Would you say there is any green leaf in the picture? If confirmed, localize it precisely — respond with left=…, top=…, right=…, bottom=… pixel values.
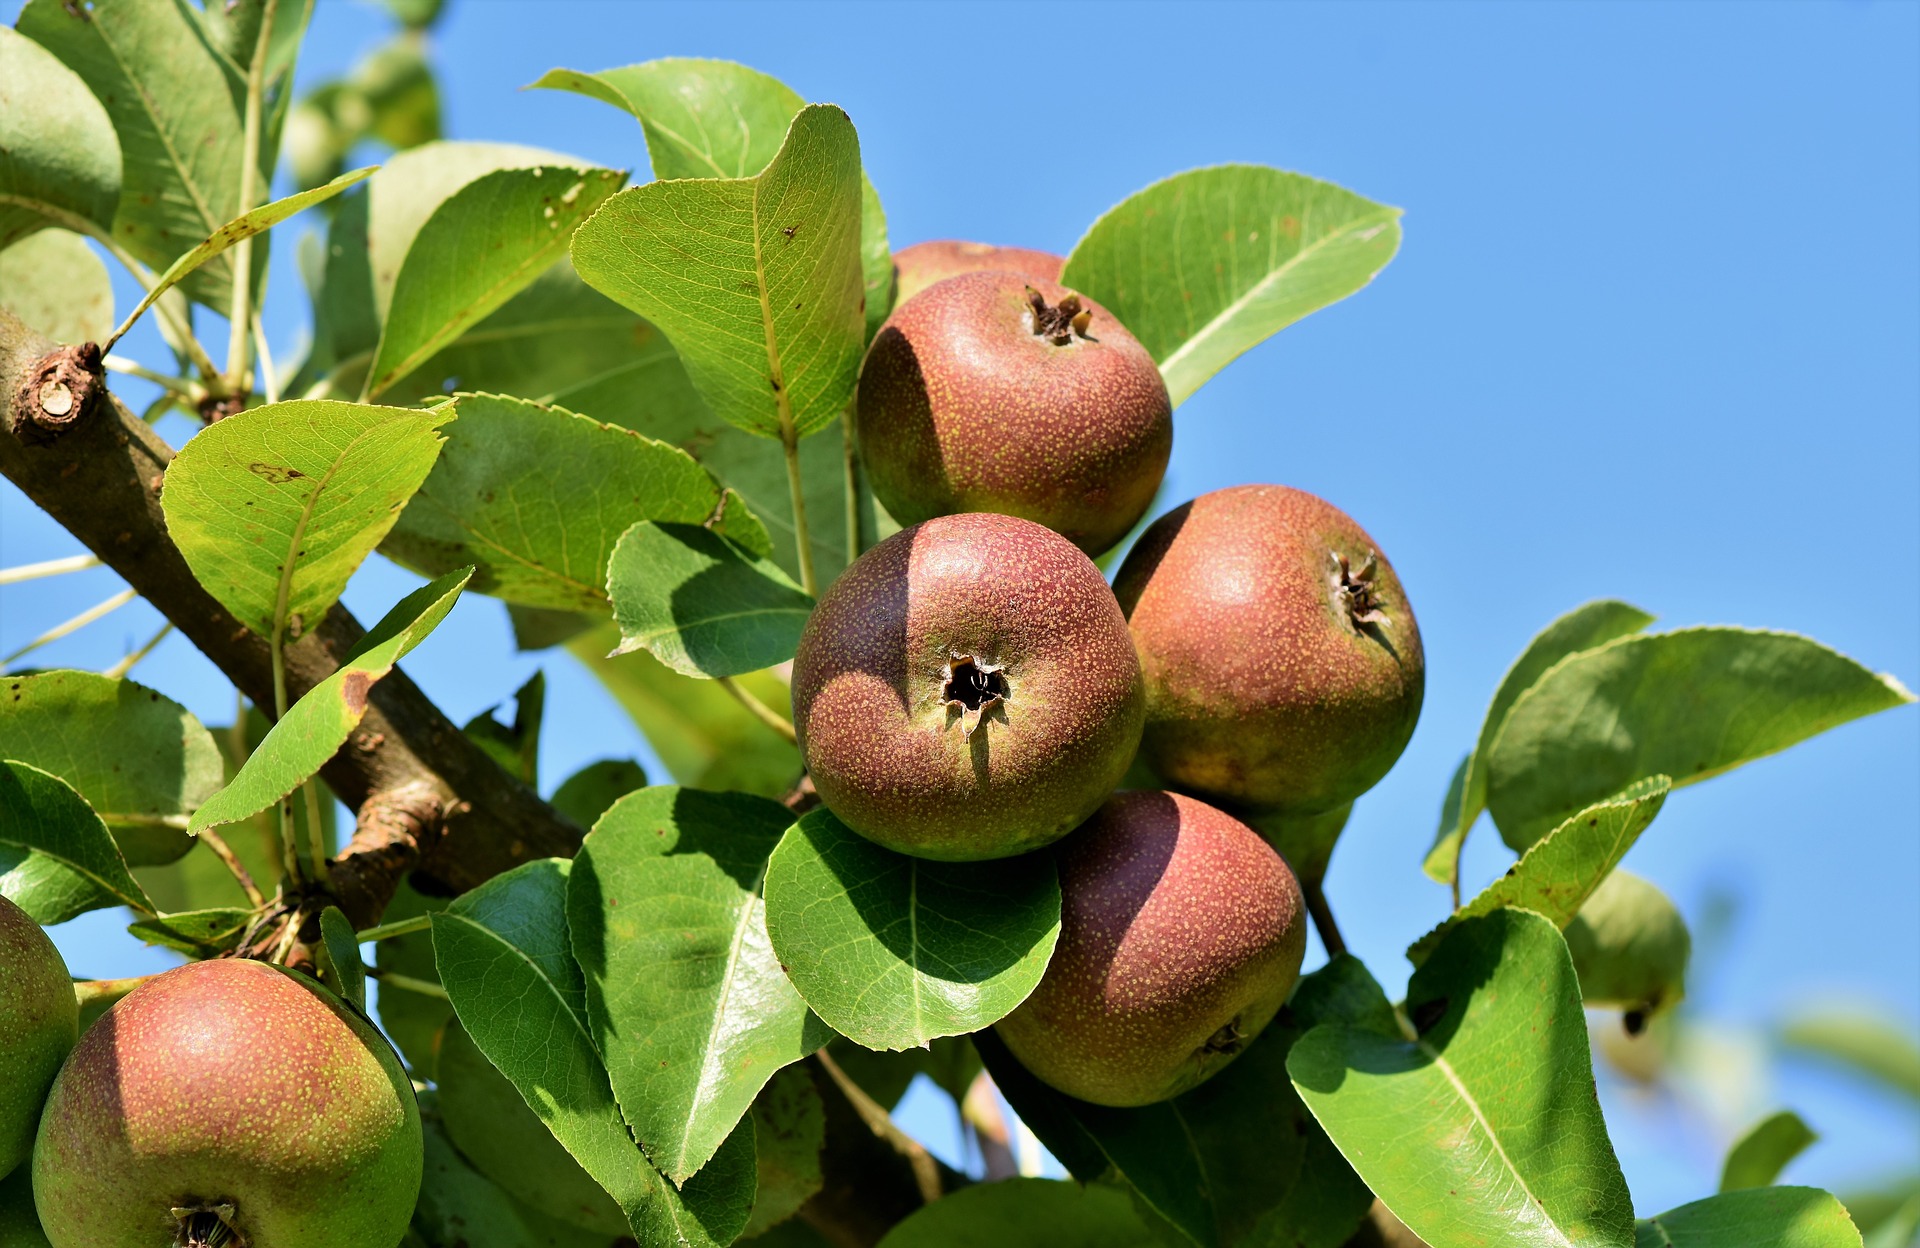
left=1409, top=777, right=1671, bottom=964
left=1486, top=629, right=1916, bottom=852
left=432, top=859, right=757, bottom=1248
left=372, top=877, right=450, bottom=1078
left=1779, top=1011, right=1920, bottom=1101
left=742, top=1064, right=825, bottom=1239
left=978, top=955, right=1381, bottom=1248
left=606, top=522, right=813, bottom=678
left=566, top=625, right=799, bottom=798
left=0, top=25, right=119, bottom=246
left=1423, top=601, right=1657, bottom=884
left=1565, top=869, right=1691, bottom=1014
left=763, top=807, right=1060, bottom=1051
left=0, top=759, right=154, bottom=924
left=1722, top=1111, right=1818, bottom=1193
left=570, top=786, right=831, bottom=1182
left=316, top=904, right=367, bottom=1013
left=0, top=230, right=113, bottom=344
left=571, top=104, right=866, bottom=441
left=550, top=759, right=648, bottom=829
left=188, top=570, right=470, bottom=833
left=366, top=165, right=627, bottom=399
left=382, top=392, right=748, bottom=611
left=1290, top=909, right=1634, bottom=1248
left=16, top=0, right=247, bottom=309
left=877, top=1178, right=1158, bottom=1248
left=0, top=670, right=220, bottom=865
left=126, top=906, right=251, bottom=957
left=1060, top=165, right=1401, bottom=408
left=162, top=398, right=454, bottom=638
left=1635, top=1187, right=1863, bottom=1248
left=463, top=670, right=545, bottom=786
left=437, top=1018, right=629, bottom=1236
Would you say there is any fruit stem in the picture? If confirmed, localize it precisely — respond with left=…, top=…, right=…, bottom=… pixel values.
left=74, top=974, right=155, bottom=1011
left=1302, top=877, right=1348, bottom=959
left=842, top=409, right=863, bottom=562
left=198, top=826, right=267, bottom=908
left=781, top=426, right=819, bottom=597
left=718, top=676, right=798, bottom=745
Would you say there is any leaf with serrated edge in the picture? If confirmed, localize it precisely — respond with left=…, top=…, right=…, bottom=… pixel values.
left=1409, top=776, right=1670, bottom=965
left=1424, top=601, right=1656, bottom=885
left=0, top=26, right=119, bottom=247
left=431, top=858, right=756, bottom=1248
left=1291, top=909, right=1635, bottom=1248
left=189, top=570, right=469, bottom=833
left=571, top=104, right=865, bottom=442
left=571, top=787, right=830, bottom=1183
left=764, top=807, right=1059, bottom=1051
left=162, top=399, right=454, bottom=640
left=0, top=231, right=113, bottom=343
left=1060, top=165, right=1401, bottom=408
left=1635, top=1187, right=1863, bottom=1248
left=1486, top=628, right=1916, bottom=852
left=607, top=522, right=813, bottom=678
left=1722, top=1111, right=1819, bottom=1193
left=0, top=760, right=154, bottom=924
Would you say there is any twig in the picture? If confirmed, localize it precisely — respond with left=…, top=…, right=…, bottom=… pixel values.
left=196, top=826, right=266, bottom=908
left=356, top=914, right=431, bottom=943
left=101, top=622, right=172, bottom=679
left=782, top=427, right=819, bottom=597
left=74, top=975, right=155, bottom=1011
left=103, top=355, right=202, bottom=397
left=366, top=965, right=449, bottom=999
left=717, top=675, right=799, bottom=744
left=814, top=1049, right=943, bottom=1205
left=1302, top=877, right=1348, bottom=959
left=0, top=552, right=100, bottom=585
left=2, top=586, right=138, bottom=668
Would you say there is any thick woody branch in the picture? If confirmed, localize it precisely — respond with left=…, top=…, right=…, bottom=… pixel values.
left=0, top=312, right=581, bottom=924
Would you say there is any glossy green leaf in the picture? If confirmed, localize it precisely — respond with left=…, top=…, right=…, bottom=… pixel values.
left=0, top=230, right=113, bottom=344
left=566, top=626, right=799, bottom=798
left=877, top=1178, right=1158, bottom=1248
left=366, top=164, right=626, bottom=398
left=463, top=670, right=545, bottom=786
left=978, top=955, right=1382, bottom=1248
left=431, top=859, right=757, bottom=1248
left=0, top=760, right=153, bottom=924
left=383, top=393, right=749, bottom=611
left=126, top=906, right=251, bottom=957
left=1487, top=629, right=1916, bottom=851
left=1290, top=909, right=1634, bottom=1248
left=1424, top=601, right=1657, bottom=884
left=550, top=759, right=648, bottom=829
left=742, top=1064, right=825, bottom=1239
left=1565, top=869, right=1691, bottom=1014
left=16, top=0, right=247, bottom=308
left=1722, top=1111, right=1818, bottom=1193
left=764, top=807, right=1060, bottom=1051
left=0, top=670, right=220, bottom=865
left=1635, top=1187, right=1863, bottom=1248
left=414, top=1095, right=636, bottom=1248
left=1779, top=1011, right=1920, bottom=1101
left=373, top=877, right=451, bottom=1078
left=606, top=522, right=813, bottom=678
left=189, top=570, right=469, bottom=833
left=571, top=786, right=830, bottom=1182
left=1060, top=165, right=1401, bottom=407
left=1410, top=776, right=1671, bottom=964
left=0, top=24, right=119, bottom=247
left=437, top=1019, right=629, bottom=1236
left=316, top=904, right=367, bottom=1013
left=163, top=398, right=453, bottom=637
left=571, top=104, right=865, bottom=442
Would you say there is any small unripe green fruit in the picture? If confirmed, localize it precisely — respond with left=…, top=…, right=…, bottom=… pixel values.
left=1114, top=484, right=1424, bottom=814
left=793, top=513, right=1145, bottom=861
left=891, top=239, right=1064, bottom=305
left=856, top=271, right=1173, bottom=557
left=32, top=958, right=421, bottom=1248
left=996, top=791, right=1307, bottom=1106
left=0, top=895, right=76, bottom=1181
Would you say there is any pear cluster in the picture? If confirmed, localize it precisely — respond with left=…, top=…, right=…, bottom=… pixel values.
left=793, top=243, right=1426, bottom=1107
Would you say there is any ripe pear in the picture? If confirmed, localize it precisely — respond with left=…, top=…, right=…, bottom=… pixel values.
left=0, top=896, right=76, bottom=1180
left=892, top=239, right=1064, bottom=305
left=33, top=958, right=420, bottom=1248
left=996, top=791, right=1307, bottom=1106
left=793, top=513, right=1144, bottom=861
left=1114, top=485, right=1424, bottom=814
left=856, top=271, right=1173, bottom=557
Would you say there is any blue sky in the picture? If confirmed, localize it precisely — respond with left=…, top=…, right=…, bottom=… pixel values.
left=4, top=0, right=1916, bottom=1219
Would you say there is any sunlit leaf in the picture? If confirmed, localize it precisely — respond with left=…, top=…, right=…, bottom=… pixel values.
left=606, top=522, right=813, bottom=678
left=1721, top=1111, right=1818, bottom=1193
left=1635, top=1187, right=1863, bottom=1248
left=0, top=760, right=153, bottom=924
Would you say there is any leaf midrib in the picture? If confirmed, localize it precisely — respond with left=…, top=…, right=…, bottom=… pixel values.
left=269, top=419, right=396, bottom=639
left=623, top=604, right=811, bottom=650
left=670, top=861, right=770, bottom=1177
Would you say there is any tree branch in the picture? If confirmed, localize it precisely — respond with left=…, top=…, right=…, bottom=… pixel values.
left=0, top=311, right=581, bottom=924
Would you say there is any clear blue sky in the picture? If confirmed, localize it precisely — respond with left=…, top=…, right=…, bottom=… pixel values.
left=5, top=0, right=1916, bottom=1218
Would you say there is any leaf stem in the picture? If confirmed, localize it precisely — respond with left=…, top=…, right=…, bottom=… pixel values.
left=781, top=426, right=819, bottom=597
left=1302, top=877, right=1348, bottom=959
left=301, top=781, right=331, bottom=887
left=356, top=914, right=431, bottom=943
left=366, top=966, right=450, bottom=999
left=252, top=313, right=282, bottom=404
left=223, top=0, right=280, bottom=397
left=102, top=622, right=172, bottom=679
left=103, top=354, right=202, bottom=397
left=2, top=586, right=138, bottom=669
left=717, top=675, right=798, bottom=745
left=842, top=408, right=862, bottom=564
left=0, top=552, right=101, bottom=585
left=74, top=975, right=155, bottom=1011
left=196, top=826, right=266, bottom=909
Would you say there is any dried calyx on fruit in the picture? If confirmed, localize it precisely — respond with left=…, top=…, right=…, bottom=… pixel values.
left=1331, top=550, right=1391, bottom=630
left=941, top=653, right=1008, bottom=737
left=1025, top=286, right=1093, bottom=344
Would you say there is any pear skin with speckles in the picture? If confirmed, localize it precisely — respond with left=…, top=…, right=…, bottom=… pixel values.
left=792, top=513, right=1144, bottom=861
left=891, top=239, right=1065, bottom=305
left=1114, top=485, right=1424, bottom=814
left=32, top=958, right=421, bottom=1248
left=0, top=895, right=75, bottom=1180
left=856, top=271, right=1173, bottom=557
left=995, top=791, right=1306, bottom=1106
